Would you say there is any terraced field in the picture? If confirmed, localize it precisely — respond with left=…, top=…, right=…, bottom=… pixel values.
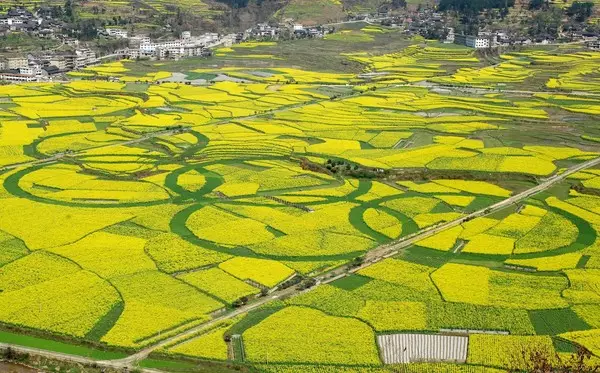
left=2, top=40, right=600, bottom=372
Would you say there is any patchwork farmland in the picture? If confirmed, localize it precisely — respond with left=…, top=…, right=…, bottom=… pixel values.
left=2, top=37, right=600, bottom=372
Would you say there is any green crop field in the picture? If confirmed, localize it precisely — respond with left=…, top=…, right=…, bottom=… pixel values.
left=2, top=37, right=600, bottom=372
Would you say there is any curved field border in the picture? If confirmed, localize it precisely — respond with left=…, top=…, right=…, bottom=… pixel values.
left=407, top=201, right=598, bottom=265
left=165, top=165, right=224, bottom=202
left=169, top=203, right=367, bottom=262
left=3, top=165, right=170, bottom=208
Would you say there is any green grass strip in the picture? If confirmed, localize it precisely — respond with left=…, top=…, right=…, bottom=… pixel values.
left=0, top=330, right=127, bottom=360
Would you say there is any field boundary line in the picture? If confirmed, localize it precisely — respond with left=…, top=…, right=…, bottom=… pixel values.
left=3, top=159, right=599, bottom=370
left=108, top=155, right=600, bottom=366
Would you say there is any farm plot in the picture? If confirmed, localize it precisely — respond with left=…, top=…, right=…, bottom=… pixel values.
left=378, top=333, right=468, bottom=364
left=242, top=306, right=380, bottom=365
left=431, top=263, right=569, bottom=309
left=411, top=199, right=584, bottom=258
left=348, top=43, right=480, bottom=83
left=432, top=61, right=537, bottom=89
left=467, top=335, right=557, bottom=370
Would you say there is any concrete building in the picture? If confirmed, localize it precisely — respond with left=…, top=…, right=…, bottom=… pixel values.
left=0, top=71, right=38, bottom=82
left=444, top=27, right=455, bottom=43
left=137, top=33, right=221, bottom=59
left=6, top=56, right=28, bottom=69
left=140, top=40, right=182, bottom=57
left=74, top=49, right=98, bottom=68
left=49, top=56, right=67, bottom=70
left=106, top=28, right=128, bottom=38
left=64, top=38, right=79, bottom=48
left=181, top=45, right=208, bottom=57
left=455, top=34, right=490, bottom=49
left=587, top=40, right=600, bottom=51
left=0, top=64, right=47, bottom=82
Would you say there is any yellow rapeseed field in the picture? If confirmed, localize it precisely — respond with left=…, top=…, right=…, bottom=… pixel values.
left=2, top=48, right=600, bottom=361
left=178, top=267, right=259, bottom=303
left=219, top=257, right=294, bottom=288
left=243, top=306, right=380, bottom=365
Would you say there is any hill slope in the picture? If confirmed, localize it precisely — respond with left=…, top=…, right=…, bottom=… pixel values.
left=0, top=0, right=434, bottom=31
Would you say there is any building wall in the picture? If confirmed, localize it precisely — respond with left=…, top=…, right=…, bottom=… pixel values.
left=6, top=57, right=28, bottom=69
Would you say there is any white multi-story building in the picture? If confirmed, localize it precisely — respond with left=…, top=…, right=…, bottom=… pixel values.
left=3, top=18, right=24, bottom=26
left=455, top=35, right=490, bottom=49
left=0, top=71, right=38, bottom=82
left=18, top=67, right=33, bottom=75
left=106, top=28, right=128, bottom=38
left=75, top=49, right=98, bottom=68
left=20, top=65, right=42, bottom=77
left=467, top=36, right=490, bottom=48
left=138, top=33, right=221, bottom=59
left=128, top=49, right=140, bottom=59
left=219, top=34, right=235, bottom=47
left=6, top=56, right=28, bottom=69
left=140, top=40, right=182, bottom=56
left=0, top=63, right=46, bottom=82
left=49, top=56, right=67, bottom=70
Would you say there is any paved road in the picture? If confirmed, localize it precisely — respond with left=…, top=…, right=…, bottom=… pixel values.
left=322, top=17, right=388, bottom=26
left=0, top=343, right=161, bottom=373
left=99, top=53, right=121, bottom=61
left=107, top=292, right=294, bottom=365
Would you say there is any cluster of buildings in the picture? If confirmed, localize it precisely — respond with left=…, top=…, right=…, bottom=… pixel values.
left=0, top=8, right=42, bottom=34
left=97, top=22, right=332, bottom=62
left=386, top=7, right=600, bottom=50
left=0, top=7, right=64, bottom=39
left=587, top=40, right=600, bottom=50
left=0, top=49, right=98, bottom=82
left=107, top=21, right=332, bottom=62
left=447, top=30, right=511, bottom=49
left=105, top=28, right=129, bottom=39
left=239, top=22, right=331, bottom=41
left=449, top=29, right=600, bottom=49
left=111, top=31, right=233, bottom=60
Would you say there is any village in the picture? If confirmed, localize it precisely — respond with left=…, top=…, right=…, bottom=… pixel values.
left=0, top=3, right=598, bottom=83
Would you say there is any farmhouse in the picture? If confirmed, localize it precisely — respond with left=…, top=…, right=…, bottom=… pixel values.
left=0, top=66, right=47, bottom=82
left=106, top=28, right=128, bottom=38
left=587, top=40, right=600, bottom=51
left=137, top=33, right=218, bottom=60
left=454, top=34, right=491, bottom=49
